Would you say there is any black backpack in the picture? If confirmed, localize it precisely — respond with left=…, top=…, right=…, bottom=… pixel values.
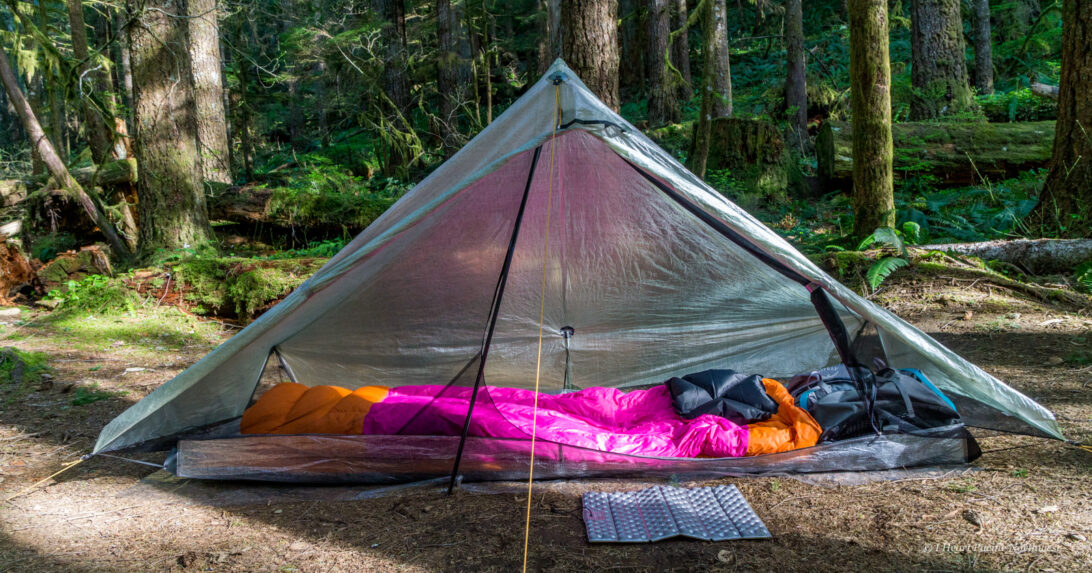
left=790, top=366, right=961, bottom=442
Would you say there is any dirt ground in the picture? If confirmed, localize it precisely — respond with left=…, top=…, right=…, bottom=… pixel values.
left=0, top=274, right=1089, bottom=572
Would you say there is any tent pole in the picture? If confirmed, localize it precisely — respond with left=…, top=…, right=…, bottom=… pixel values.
left=447, top=145, right=544, bottom=494
left=273, top=347, right=299, bottom=383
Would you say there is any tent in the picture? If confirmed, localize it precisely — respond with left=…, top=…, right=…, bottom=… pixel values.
left=94, top=60, right=1062, bottom=484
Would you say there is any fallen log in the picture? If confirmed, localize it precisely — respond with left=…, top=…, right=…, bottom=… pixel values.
left=817, top=120, right=1054, bottom=189
left=33, top=158, right=138, bottom=190
left=914, top=238, right=1092, bottom=275
left=206, top=184, right=273, bottom=223
left=1030, top=82, right=1059, bottom=100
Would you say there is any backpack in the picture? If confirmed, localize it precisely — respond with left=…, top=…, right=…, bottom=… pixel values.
left=790, top=366, right=961, bottom=442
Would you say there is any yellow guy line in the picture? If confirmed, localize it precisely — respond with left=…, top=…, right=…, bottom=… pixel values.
left=522, top=82, right=562, bottom=573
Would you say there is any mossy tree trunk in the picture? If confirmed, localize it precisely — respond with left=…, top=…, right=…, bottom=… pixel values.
left=784, top=0, right=807, bottom=151
left=188, top=0, right=232, bottom=185
left=1031, top=0, right=1092, bottom=237
left=909, top=0, right=975, bottom=119
left=708, top=0, right=732, bottom=118
left=689, top=0, right=733, bottom=178
left=562, top=0, right=620, bottom=112
left=670, top=0, right=692, bottom=100
left=849, top=0, right=895, bottom=238
left=128, top=0, right=213, bottom=255
left=972, top=0, right=994, bottom=95
left=646, top=0, right=677, bottom=125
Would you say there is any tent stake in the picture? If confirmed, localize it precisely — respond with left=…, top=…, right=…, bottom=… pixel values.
left=447, top=145, right=544, bottom=494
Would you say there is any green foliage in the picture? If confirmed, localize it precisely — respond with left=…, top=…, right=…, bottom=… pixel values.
left=29, top=234, right=79, bottom=263
left=977, top=88, right=1058, bottom=122
left=172, top=256, right=324, bottom=319
left=866, top=257, right=910, bottom=290
left=0, top=347, right=51, bottom=386
left=1074, top=261, right=1092, bottom=294
left=261, top=239, right=348, bottom=260
left=856, top=225, right=921, bottom=289
left=70, top=383, right=126, bottom=406
left=45, top=274, right=138, bottom=315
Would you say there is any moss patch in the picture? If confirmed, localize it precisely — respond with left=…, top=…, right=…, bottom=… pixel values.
left=171, top=257, right=326, bottom=319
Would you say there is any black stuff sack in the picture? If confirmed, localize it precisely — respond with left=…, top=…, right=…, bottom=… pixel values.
left=666, top=369, right=779, bottom=425
left=792, top=367, right=961, bottom=442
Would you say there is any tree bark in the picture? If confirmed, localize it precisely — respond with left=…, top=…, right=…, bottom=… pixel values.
left=972, top=0, right=994, bottom=95
left=670, top=0, right=691, bottom=100
left=39, top=1, right=66, bottom=162
left=66, top=0, right=113, bottom=163
left=708, top=0, right=732, bottom=118
left=188, top=0, right=232, bottom=185
left=646, top=0, right=677, bottom=125
left=0, top=42, right=131, bottom=260
left=909, top=0, right=975, bottom=119
left=233, top=23, right=254, bottom=180
left=849, top=0, right=895, bottom=238
left=375, top=0, right=410, bottom=117
left=1030, top=0, right=1092, bottom=237
left=437, top=0, right=472, bottom=149
left=689, top=0, right=733, bottom=178
left=562, top=0, right=620, bottom=112
left=128, top=0, right=213, bottom=254
left=784, top=0, right=807, bottom=151
left=115, top=8, right=135, bottom=121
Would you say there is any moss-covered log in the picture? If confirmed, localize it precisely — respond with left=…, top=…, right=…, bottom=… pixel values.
left=817, top=120, right=1055, bottom=189
left=206, top=184, right=399, bottom=242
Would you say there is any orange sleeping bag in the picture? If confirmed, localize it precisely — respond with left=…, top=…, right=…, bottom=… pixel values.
left=240, top=383, right=389, bottom=435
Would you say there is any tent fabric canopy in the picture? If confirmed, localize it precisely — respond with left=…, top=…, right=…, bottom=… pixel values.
left=95, top=60, right=1063, bottom=458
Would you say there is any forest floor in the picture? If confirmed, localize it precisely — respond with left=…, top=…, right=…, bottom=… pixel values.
left=0, top=270, right=1089, bottom=572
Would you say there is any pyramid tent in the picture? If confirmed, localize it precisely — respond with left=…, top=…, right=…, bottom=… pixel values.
left=94, top=61, right=1062, bottom=479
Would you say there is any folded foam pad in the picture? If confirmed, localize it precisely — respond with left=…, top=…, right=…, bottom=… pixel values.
left=240, top=383, right=389, bottom=435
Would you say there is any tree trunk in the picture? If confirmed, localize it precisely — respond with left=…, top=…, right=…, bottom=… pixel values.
left=1030, top=0, right=1092, bottom=237
left=562, top=0, right=620, bottom=112
left=646, top=0, right=677, bottom=125
left=115, top=9, right=135, bottom=121
left=709, top=0, right=732, bottom=118
left=39, top=1, right=67, bottom=163
left=233, top=24, right=254, bottom=180
left=188, top=0, right=232, bottom=185
left=784, top=0, right=807, bottom=151
left=909, top=0, right=975, bottom=120
left=128, top=0, right=213, bottom=254
left=670, top=0, right=692, bottom=101
left=437, top=0, right=472, bottom=149
left=972, top=0, right=994, bottom=95
left=688, top=0, right=733, bottom=178
left=849, top=0, right=895, bottom=238
left=0, top=42, right=131, bottom=261
left=375, top=0, right=410, bottom=117
left=66, top=0, right=113, bottom=163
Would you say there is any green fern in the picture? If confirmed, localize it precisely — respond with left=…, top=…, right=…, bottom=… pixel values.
left=857, top=227, right=907, bottom=257
left=867, top=257, right=910, bottom=290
